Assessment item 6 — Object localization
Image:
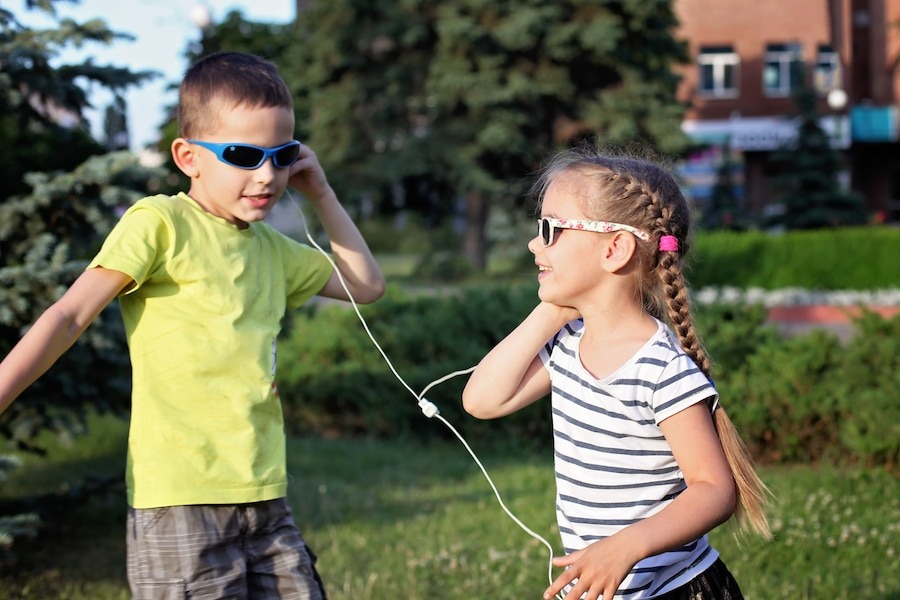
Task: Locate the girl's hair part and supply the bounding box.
[177,51,293,138]
[533,144,772,539]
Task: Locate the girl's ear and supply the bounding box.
[601,231,638,273]
[171,138,199,177]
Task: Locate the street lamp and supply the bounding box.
[827,88,848,148]
[190,4,212,31]
[189,4,214,56]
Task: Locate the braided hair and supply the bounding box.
[533,147,771,539]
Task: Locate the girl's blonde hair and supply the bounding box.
[534,146,772,539]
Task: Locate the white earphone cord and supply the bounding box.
[287,191,563,598]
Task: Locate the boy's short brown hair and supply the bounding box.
[177,52,293,138]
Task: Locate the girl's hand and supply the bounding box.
[544,536,639,600]
[537,301,581,328]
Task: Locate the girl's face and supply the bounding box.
[528,174,608,306]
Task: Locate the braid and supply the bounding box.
[657,253,712,378]
[635,178,712,378]
[534,147,773,540]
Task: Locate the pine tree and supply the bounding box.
[1,1,160,560]
[703,143,744,230]
[0,1,156,198]
[768,65,867,229]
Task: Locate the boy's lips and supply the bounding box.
[244,194,272,208]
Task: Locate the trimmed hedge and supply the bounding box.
[278,284,899,467]
[688,226,900,289]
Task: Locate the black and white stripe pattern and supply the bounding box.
[540,318,720,598]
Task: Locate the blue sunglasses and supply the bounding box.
[189,140,302,170]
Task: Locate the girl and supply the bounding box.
[462,148,770,600]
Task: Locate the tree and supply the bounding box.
[702,143,744,230]
[768,66,867,229]
[0,1,156,198]
[290,0,692,269]
[0,0,161,560]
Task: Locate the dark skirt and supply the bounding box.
[653,558,744,600]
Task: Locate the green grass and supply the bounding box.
[1,414,898,599]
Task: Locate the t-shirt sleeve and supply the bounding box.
[87,203,168,293]
[277,234,334,309]
[652,354,718,424]
[538,319,582,369]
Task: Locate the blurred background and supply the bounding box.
[1,1,898,598]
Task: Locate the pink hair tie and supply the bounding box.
[659,235,679,252]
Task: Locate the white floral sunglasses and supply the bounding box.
[537,217,651,247]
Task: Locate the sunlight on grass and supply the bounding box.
[1,426,897,599]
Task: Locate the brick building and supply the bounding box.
[675,0,900,223]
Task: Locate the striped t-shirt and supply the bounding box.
[539,317,719,598]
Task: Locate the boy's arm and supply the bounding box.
[462,302,577,419]
[0,267,133,414]
[288,145,385,304]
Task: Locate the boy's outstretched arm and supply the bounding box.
[288,145,385,304]
[0,267,133,414]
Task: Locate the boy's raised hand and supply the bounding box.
[287,144,332,202]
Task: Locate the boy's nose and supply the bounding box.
[253,158,277,182]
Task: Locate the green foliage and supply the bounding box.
[831,311,900,463]
[3,429,897,599]
[0,1,157,198]
[688,227,900,289]
[701,144,745,230]
[279,283,899,467]
[0,456,39,566]
[693,302,780,375]
[767,64,867,229]
[277,284,549,444]
[285,0,691,268]
[719,330,844,463]
[707,308,900,467]
[0,152,160,450]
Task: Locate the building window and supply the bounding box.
[697,46,739,98]
[763,43,803,97]
[814,45,841,93]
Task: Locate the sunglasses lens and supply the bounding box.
[222,145,265,168]
[540,219,552,245]
[274,143,301,167]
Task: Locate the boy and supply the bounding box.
[0,52,385,599]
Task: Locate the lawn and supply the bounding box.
[0,413,897,599]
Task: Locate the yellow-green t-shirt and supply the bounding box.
[88,193,333,508]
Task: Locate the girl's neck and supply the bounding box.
[575,294,658,380]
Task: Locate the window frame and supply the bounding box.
[763,42,804,97]
[814,45,841,94]
[697,46,740,99]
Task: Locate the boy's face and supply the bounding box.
[175,102,296,229]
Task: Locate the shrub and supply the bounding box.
[831,310,900,466]
[689,227,900,289]
[278,284,898,466]
[716,330,844,463]
[277,284,550,444]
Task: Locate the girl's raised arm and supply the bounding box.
[463,302,577,419]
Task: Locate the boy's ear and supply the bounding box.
[601,231,638,273]
[171,138,199,177]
